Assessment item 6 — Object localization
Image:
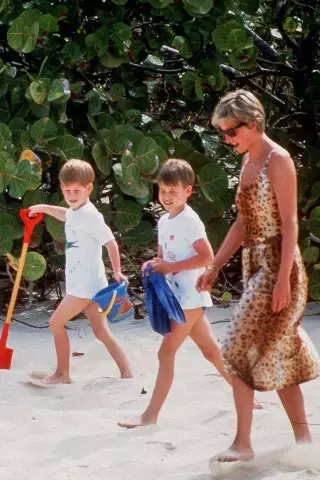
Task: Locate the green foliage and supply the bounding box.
[0,0,318,298]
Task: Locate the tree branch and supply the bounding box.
[270,111,308,129]
[129,61,191,74]
[244,25,279,61]
[276,0,301,57]
[234,68,292,80]
[220,64,286,106]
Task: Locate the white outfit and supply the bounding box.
[65,202,114,298]
[158,205,213,309]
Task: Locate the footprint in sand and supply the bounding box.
[209,445,320,479]
[83,377,118,391]
[22,371,55,389]
[146,441,176,452]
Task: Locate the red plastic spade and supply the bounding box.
[0,209,43,369]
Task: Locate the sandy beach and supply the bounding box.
[1,302,320,480]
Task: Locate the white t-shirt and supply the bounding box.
[158,205,212,309]
[65,202,114,298]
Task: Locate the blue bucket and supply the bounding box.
[92,281,134,323]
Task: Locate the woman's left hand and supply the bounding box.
[272,276,291,312]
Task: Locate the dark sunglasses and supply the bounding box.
[208,121,247,138]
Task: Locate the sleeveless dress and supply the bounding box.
[221,150,320,391]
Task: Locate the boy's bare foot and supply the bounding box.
[210,445,255,463]
[42,374,71,385]
[253,399,263,409]
[118,413,157,429]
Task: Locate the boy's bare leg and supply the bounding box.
[189,314,263,409]
[43,295,91,384]
[85,302,133,378]
[118,308,203,428]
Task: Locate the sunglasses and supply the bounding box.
[208,121,247,138]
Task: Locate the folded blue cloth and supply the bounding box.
[142,266,185,335]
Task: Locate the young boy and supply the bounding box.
[29,159,133,384]
[119,158,237,428]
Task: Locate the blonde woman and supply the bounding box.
[197,89,320,462]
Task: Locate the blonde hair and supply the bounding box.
[212,89,265,133]
[157,158,195,187]
[59,159,95,186]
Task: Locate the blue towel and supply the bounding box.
[142,266,185,335]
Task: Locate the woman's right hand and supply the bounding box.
[196,269,218,292]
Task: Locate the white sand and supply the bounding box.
[1,302,320,480]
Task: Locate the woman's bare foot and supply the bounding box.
[211,445,255,463]
[118,413,157,429]
[120,369,134,379]
[253,398,263,410]
[42,373,71,385]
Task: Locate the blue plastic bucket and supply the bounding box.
[92,281,134,323]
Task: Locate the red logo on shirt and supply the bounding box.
[169,235,175,241]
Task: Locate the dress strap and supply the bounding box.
[240,153,250,179]
[264,149,276,169]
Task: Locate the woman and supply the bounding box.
[197,89,320,463]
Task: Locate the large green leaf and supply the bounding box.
[183,0,213,16]
[100,53,128,69]
[30,118,58,143]
[181,71,203,100]
[47,79,71,103]
[22,252,47,281]
[8,160,41,198]
[0,213,23,239]
[62,41,83,66]
[39,14,59,33]
[7,18,39,53]
[109,84,126,102]
[46,213,66,243]
[133,137,164,174]
[207,218,230,250]
[48,135,84,159]
[112,22,132,54]
[0,224,13,255]
[309,207,320,237]
[198,164,229,201]
[92,142,112,176]
[172,36,192,59]
[238,0,260,14]
[303,246,319,264]
[309,267,320,300]
[0,78,8,99]
[113,163,150,198]
[148,0,171,7]
[29,79,51,105]
[121,150,141,184]
[114,197,142,230]
[86,90,102,116]
[0,123,15,155]
[0,152,16,193]
[212,20,244,51]
[23,190,49,208]
[121,220,154,246]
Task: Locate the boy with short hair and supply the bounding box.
[29,159,133,384]
[118,158,234,428]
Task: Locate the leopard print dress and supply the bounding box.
[222,150,320,391]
